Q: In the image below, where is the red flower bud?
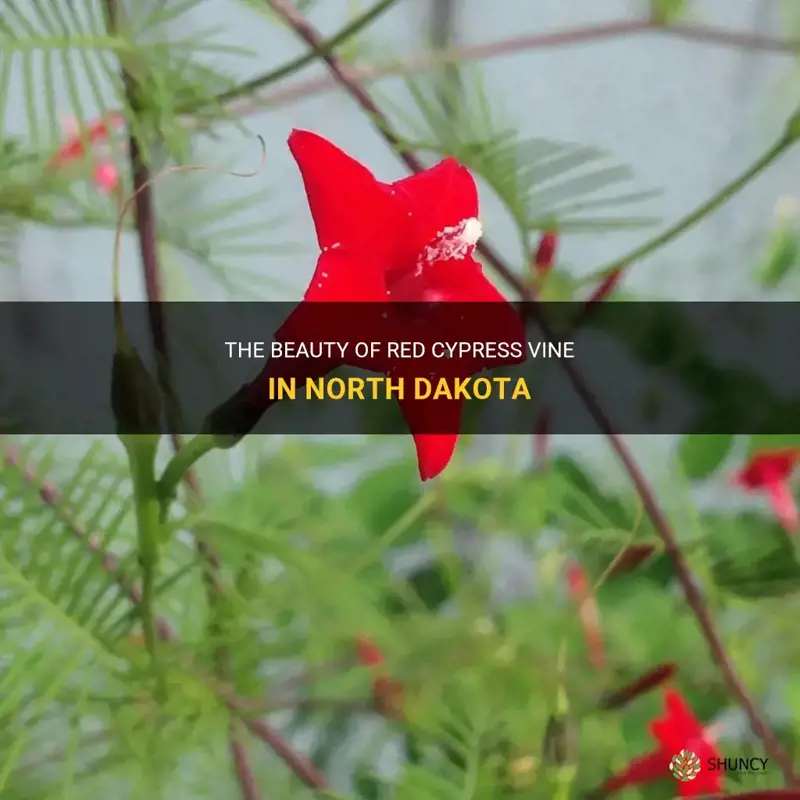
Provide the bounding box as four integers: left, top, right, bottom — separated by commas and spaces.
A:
533, 231, 558, 273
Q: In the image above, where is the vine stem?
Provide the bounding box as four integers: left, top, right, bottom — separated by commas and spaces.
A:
267, 0, 799, 785
587, 135, 793, 283
128, 444, 167, 701
99, 1, 329, 795
210, 17, 800, 119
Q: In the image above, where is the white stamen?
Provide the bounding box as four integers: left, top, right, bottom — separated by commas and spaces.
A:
415, 216, 483, 276
462, 217, 483, 246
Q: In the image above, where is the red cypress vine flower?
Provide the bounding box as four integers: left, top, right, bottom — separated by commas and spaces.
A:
732, 448, 800, 533
598, 689, 722, 797
355, 635, 404, 720
221, 130, 525, 481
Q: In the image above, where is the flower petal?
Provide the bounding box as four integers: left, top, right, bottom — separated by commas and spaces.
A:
734, 448, 800, 489
410, 433, 460, 482
93, 161, 119, 193
275, 253, 395, 374
301, 250, 387, 304
419, 255, 512, 304
288, 129, 403, 254
766, 479, 799, 532
391, 371, 463, 480
650, 689, 703, 750
390, 158, 479, 258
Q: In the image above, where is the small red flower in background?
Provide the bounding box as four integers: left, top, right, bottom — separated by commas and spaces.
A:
258, 130, 525, 480
565, 561, 605, 670
50, 114, 124, 193
533, 231, 558, 274
732, 448, 800, 533
355, 635, 404, 720
598, 689, 722, 797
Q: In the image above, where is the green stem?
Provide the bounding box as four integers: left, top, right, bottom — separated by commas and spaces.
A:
187, 0, 400, 112
157, 434, 216, 511
585, 133, 793, 283
130, 444, 168, 701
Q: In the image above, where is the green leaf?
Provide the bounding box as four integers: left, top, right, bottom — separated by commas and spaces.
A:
551, 456, 635, 532
677, 434, 734, 480
504, 474, 550, 532
705, 513, 800, 598
651, 0, 688, 24
348, 459, 429, 544
748, 432, 800, 456
758, 225, 800, 287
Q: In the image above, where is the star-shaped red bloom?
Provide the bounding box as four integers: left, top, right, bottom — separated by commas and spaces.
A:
599, 689, 722, 797
243, 130, 525, 480
732, 448, 800, 533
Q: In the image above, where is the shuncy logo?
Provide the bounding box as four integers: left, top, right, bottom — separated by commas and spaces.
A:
670, 751, 771, 784
670, 750, 701, 782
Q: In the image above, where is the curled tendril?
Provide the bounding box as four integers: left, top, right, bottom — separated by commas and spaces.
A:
111, 133, 267, 310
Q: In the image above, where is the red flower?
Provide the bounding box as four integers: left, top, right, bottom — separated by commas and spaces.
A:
599, 689, 722, 797
732, 448, 800, 533
50, 114, 124, 193
355, 635, 404, 720
224, 130, 525, 480
533, 231, 558, 273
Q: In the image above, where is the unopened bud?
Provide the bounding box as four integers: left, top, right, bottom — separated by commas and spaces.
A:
533, 232, 558, 273
111, 347, 162, 438
784, 106, 800, 143
542, 712, 577, 767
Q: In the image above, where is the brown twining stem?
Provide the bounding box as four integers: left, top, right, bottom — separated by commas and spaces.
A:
266, 0, 798, 785
2, 443, 330, 790
219, 17, 800, 118
98, 0, 328, 793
